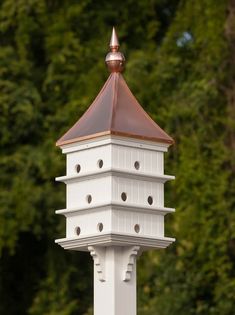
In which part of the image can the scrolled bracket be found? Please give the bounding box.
[88,246,106,282]
[122,246,141,282]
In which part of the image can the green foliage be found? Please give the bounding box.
[137,1,235,315]
[0,0,234,315]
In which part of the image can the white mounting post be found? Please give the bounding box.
[89,246,141,315]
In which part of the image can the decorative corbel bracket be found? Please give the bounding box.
[88,246,106,282]
[88,245,142,283]
[122,246,141,282]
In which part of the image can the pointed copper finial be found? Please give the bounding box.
[105,27,125,73]
[110,27,119,51]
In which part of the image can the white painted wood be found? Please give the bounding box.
[111,209,164,237]
[55,133,175,315]
[112,144,164,174]
[56,203,175,216]
[66,209,112,238]
[61,135,169,154]
[55,134,174,245]
[56,170,174,184]
[65,177,163,208]
[60,206,166,239]
[55,233,175,251]
[89,246,106,282]
[90,246,140,315]
[66,144,112,176]
[111,176,164,206]
[63,140,167,179]
[66,176,112,209]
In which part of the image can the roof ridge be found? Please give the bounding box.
[110,73,119,129]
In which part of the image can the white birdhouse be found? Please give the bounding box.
[55,28,175,315]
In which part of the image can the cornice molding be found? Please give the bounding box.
[61,135,169,154]
[55,233,175,251]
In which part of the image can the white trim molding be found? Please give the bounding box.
[55,233,175,251]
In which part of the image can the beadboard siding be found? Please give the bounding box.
[66,208,163,238]
[66,144,111,175]
[112,144,164,174]
[66,176,112,208]
[66,142,164,177]
[66,209,112,238]
[111,210,164,237]
[112,177,164,207]
[66,175,164,209]
[56,136,173,249]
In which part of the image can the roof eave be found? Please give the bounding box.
[56,130,174,148]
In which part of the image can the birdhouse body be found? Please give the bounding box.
[56,135,174,251]
[55,28,175,315]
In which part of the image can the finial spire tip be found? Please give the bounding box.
[110,27,119,49]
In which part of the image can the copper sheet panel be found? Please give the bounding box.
[56,73,174,146]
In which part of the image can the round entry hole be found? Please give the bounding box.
[75,226,81,236]
[86,195,92,204]
[97,223,103,232]
[148,196,153,205]
[121,192,127,202]
[134,224,140,233]
[134,161,140,170]
[98,159,103,168]
[75,164,81,173]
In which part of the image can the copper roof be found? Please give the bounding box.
[56,72,173,146]
[56,27,173,147]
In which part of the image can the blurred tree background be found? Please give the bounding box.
[0,0,235,314]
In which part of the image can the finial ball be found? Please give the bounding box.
[105,51,125,72]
